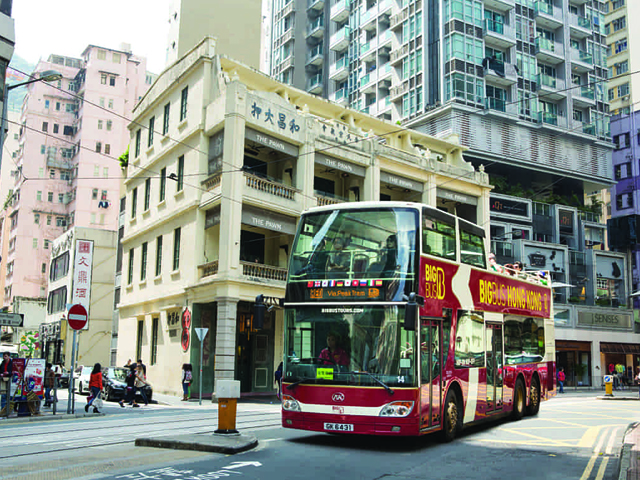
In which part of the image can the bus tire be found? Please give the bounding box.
[526,377,541,416]
[442,390,460,442]
[512,378,525,421]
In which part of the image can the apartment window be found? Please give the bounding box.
[109,76,116,86]
[94,165,100,176]
[103,167,109,178]
[108,99,114,109]
[42,122,48,132]
[61,171,70,181]
[136,320,143,361]
[56,217,66,227]
[42,263,46,274]
[97,49,106,60]
[101,73,107,84]
[45,100,50,109]
[47,286,68,314]
[159,167,166,202]
[173,227,181,271]
[180,86,188,121]
[618,83,630,97]
[144,177,151,211]
[55,102,61,111]
[92,189,99,200]
[163,103,170,134]
[608,88,615,101]
[615,162,632,179]
[615,38,628,54]
[128,249,134,285]
[37,191,42,201]
[113,52,121,63]
[39,167,44,177]
[47,215,51,225]
[58,193,64,203]
[177,155,184,191]
[616,61,628,75]
[105,144,111,155]
[34,213,40,224]
[98,120,103,130]
[66,103,74,113]
[616,193,633,209]
[155,235,163,276]
[91,212,96,224]
[611,16,626,32]
[53,124,59,134]
[48,192,53,202]
[106,120,112,131]
[148,116,155,147]
[131,187,138,218]
[99,97,105,107]
[33,238,37,249]
[44,240,50,249]
[96,142,102,153]
[40,145,45,154]
[135,129,141,157]
[101,190,108,201]
[141,242,148,281]
[151,317,159,365]
[49,169,55,179]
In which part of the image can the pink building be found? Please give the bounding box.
[2,44,153,310]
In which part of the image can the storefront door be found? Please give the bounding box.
[236,305,275,393]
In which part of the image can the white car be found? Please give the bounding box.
[75,365,93,394]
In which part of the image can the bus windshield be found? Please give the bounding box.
[287,207,418,302]
[283,305,417,388]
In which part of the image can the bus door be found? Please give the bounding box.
[420,318,441,430]
[485,323,504,412]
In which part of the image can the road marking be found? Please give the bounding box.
[500,428,574,446]
[473,438,575,447]
[604,426,622,455]
[580,455,598,480]
[595,457,609,480]
[593,429,607,454]
[578,426,603,448]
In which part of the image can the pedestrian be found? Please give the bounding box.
[85,363,103,414]
[119,364,139,408]
[274,362,283,401]
[137,358,146,376]
[44,363,55,408]
[134,364,150,406]
[0,352,13,413]
[181,363,192,401]
[557,367,565,394]
[636,367,640,399]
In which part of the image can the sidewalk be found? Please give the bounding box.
[619,423,640,480]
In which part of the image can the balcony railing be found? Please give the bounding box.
[535,36,556,53]
[203,174,222,191]
[536,73,557,89]
[485,97,507,112]
[538,111,558,125]
[571,48,593,65]
[307,73,323,91]
[330,27,349,49]
[198,260,219,279]
[534,0,553,15]
[316,194,343,206]
[578,86,595,99]
[241,261,288,282]
[307,43,324,63]
[244,172,296,200]
[570,14,591,29]
[484,18,505,35]
[334,88,347,101]
[307,16,324,36]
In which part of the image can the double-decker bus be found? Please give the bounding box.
[272,201,555,440]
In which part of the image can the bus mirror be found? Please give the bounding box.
[404,293,418,331]
[254,295,266,330]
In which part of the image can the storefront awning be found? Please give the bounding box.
[599,342,640,354]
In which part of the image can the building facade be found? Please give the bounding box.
[0,0,14,154]
[1,45,150,312]
[118,37,491,397]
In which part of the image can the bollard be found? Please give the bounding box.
[214,380,240,434]
[604,375,613,396]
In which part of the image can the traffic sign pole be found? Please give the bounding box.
[195,328,208,406]
[67,329,77,414]
[66,304,87,414]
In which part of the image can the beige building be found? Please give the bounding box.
[605,0,640,115]
[119,37,491,398]
[166,0,263,70]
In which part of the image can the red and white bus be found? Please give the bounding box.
[276,201,555,440]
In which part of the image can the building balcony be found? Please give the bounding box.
[315,194,344,206]
[390,8,408,31]
[534,1,563,29]
[278,55,294,73]
[378,63,393,85]
[331,88,348,105]
[241,261,288,284]
[484,97,517,116]
[534,36,565,65]
[360,6,377,31]
[378,0,393,15]
[360,39,377,62]
[483,0,515,13]
[307,0,324,11]
[572,85,596,108]
[569,119,595,136]
[537,110,562,128]
[330,27,350,52]
[329,56,348,81]
[330,0,350,22]
[306,16,324,38]
[46,158,73,170]
[360,72,376,93]
[483,19,516,49]
[390,44,409,66]
[198,260,219,280]
[569,13,592,39]
[377,29,393,52]
[243,172,298,208]
[483,60,517,87]
[306,43,324,66]
[536,73,566,100]
[389,81,409,101]
[307,73,323,94]
[570,48,594,73]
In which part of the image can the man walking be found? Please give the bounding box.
[137,358,146,375]
[557,367,565,394]
[0,352,12,413]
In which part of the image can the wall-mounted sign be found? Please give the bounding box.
[528,253,546,267]
[315,152,366,177]
[559,210,573,234]
[205,207,221,230]
[577,311,632,329]
[380,171,423,192]
[208,130,224,175]
[490,197,529,217]
[241,205,297,235]
[245,127,299,157]
[72,239,94,316]
[436,188,478,206]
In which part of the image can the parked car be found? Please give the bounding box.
[102,367,153,403]
[53,365,70,388]
[75,365,92,394]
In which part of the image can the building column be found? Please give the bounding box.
[298,116,316,211]
[213,297,238,398]
[363,150,380,202]
[422,173,437,206]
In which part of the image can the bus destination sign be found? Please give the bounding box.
[306,279,385,301]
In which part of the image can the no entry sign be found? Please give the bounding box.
[68,304,88,330]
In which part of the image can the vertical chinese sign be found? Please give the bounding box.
[72,239,94,321]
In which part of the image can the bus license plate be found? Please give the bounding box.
[324,423,354,432]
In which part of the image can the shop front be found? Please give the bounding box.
[556,340,592,387]
[599,342,640,387]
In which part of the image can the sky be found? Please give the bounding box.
[12,0,172,74]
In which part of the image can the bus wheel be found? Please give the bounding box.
[512,378,525,421]
[526,378,541,416]
[442,390,460,442]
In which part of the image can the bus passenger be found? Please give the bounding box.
[327,238,350,277]
[381,235,398,278]
[319,332,349,367]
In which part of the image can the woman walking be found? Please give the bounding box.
[181,364,193,401]
[85,363,103,413]
[134,364,150,406]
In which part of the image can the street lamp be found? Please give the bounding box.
[1,69,63,159]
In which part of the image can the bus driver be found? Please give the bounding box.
[319,332,349,367]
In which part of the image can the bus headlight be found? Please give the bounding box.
[379,401,414,417]
[282,395,301,412]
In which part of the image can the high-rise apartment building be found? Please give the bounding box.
[604,0,638,115]
[1,45,151,310]
[0,0,15,153]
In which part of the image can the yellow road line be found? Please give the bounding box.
[578,426,603,449]
[546,418,594,428]
[473,438,575,447]
[593,428,607,454]
[595,457,609,480]
[605,427,622,455]
[580,455,598,480]
[500,428,573,446]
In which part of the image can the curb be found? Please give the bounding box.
[596,396,640,401]
[135,433,258,454]
[0,411,106,424]
[618,422,638,480]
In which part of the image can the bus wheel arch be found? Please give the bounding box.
[442,382,463,442]
[526,373,541,416]
[512,375,526,421]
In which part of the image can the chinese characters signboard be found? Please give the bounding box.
[72,239,94,316]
